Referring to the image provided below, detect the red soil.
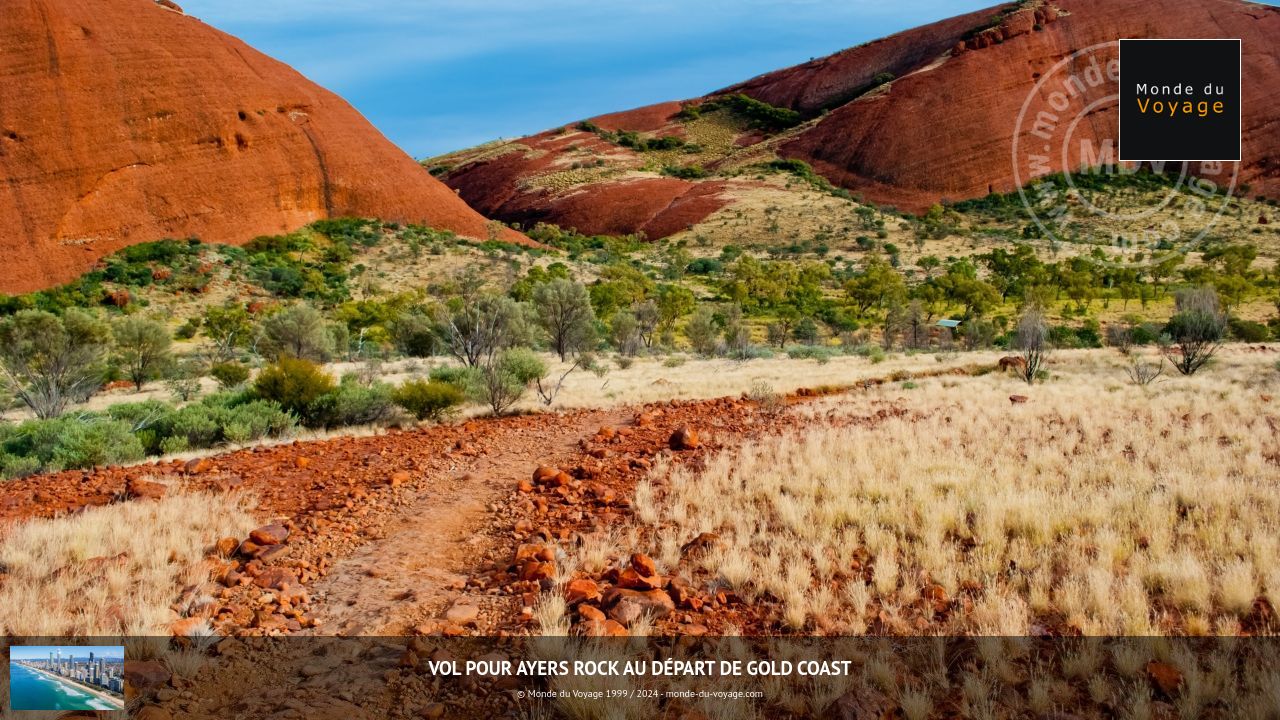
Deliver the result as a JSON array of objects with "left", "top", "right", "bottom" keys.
[
  {"left": 0, "top": 0, "right": 528, "bottom": 294},
  {"left": 587, "top": 101, "right": 684, "bottom": 133}
]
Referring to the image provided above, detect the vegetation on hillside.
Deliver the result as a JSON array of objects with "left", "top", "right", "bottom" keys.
[{"left": 1, "top": 167, "right": 1277, "bottom": 479}]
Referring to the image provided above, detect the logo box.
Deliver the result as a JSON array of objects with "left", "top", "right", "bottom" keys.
[{"left": 1118, "top": 38, "right": 1241, "bottom": 162}]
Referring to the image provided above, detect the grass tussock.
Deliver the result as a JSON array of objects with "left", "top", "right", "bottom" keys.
[
  {"left": 623, "top": 350, "right": 1280, "bottom": 635},
  {"left": 0, "top": 484, "right": 256, "bottom": 637}
]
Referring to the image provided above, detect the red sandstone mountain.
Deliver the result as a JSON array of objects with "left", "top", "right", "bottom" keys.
[
  {"left": 0, "top": 0, "right": 528, "bottom": 294},
  {"left": 436, "top": 0, "right": 1279, "bottom": 238}
]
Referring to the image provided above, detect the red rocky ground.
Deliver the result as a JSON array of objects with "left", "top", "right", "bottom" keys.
[{"left": 1, "top": 367, "right": 987, "bottom": 642}]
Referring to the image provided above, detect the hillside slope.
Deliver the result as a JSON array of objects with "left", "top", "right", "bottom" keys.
[
  {"left": 433, "top": 0, "right": 1279, "bottom": 238},
  {"left": 0, "top": 0, "right": 527, "bottom": 294}
]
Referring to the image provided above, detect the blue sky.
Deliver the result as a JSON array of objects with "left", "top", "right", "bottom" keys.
[
  {"left": 10, "top": 646, "right": 124, "bottom": 661},
  {"left": 180, "top": 0, "right": 995, "bottom": 158}
]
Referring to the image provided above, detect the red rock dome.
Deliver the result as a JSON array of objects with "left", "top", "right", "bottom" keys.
[{"left": 0, "top": 0, "right": 529, "bottom": 294}]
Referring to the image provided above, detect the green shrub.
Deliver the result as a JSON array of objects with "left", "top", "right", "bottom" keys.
[
  {"left": 210, "top": 361, "right": 251, "bottom": 389},
  {"left": 0, "top": 416, "right": 144, "bottom": 477},
  {"left": 175, "top": 318, "right": 201, "bottom": 340},
  {"left": 253, "top": 357, "right": 336, "bottom": 421},
  {"left": 662, "top": 165, "right": 708, "bottom": 180},
  {"left": 0, "top": 452, "right": 41, "bottom": 479},
  {"left": 392, "top": 379, "right": 466, "bottom": 421},
  {"left": 309, "top": 376, "right": 397, "bottom": 428},
  {"left": 706, "top": 93, "right": 801, "bottom": 131},
  {"left": 428, "top": 365, "right": 481, "bottom": 392},
  {"left": 786, "top": 345, "right": 837, "bottom": 363},
  {"left": 472, "top": 348, "right": 546, "bottom": 415},
  {"left": 1229, "top": 318, "right": 1270, "bottom": 342}
]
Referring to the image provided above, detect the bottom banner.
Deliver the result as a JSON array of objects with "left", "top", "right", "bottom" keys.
[{"left": 3, "top": 636, "right": 1279, "bottom": 719}]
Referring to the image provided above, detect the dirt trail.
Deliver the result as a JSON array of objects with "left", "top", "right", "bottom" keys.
[{"left": 308, "top": 408, "right": 630, "bottom": 635}]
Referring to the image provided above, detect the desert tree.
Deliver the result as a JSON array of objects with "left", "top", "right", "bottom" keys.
[
  {"left": 1161, "top": 287, "right": 1226, "bottom": 376},
  {"left": 436, "top": 295, "right": 528, "bottom": 368},
  {"left": 202, "top": 304, "right": 253, "bottom": 361},
  {"left": 722, "top": 304, "right": 752, "bottom": 359},
  {"left": 531, "top": 279, "right": 596, "bottom": 362},
  {"left": 536, "top": 352, "right": 597, "bottom": 407},
  {"left": 475, "top": 347, "right": 546, "bottom": 415},
  {"left": 0, "top": 309, "right": 112, "bottom": 419},
  {"left": 259, "top": 304, "right": 335, "bottom": 362},
  {"left": 609, "top": 311, "right": 642, "bottom": 357},
  {"left": 655, "top": 285, "right": 696, "bottom": 336},
  {"left": 1014, "top": 306, "right": 1049, "bottom": 385},
  {"left": 113, "top": 315, "right": 173, "bottom": 391},
  {"left": 766, "top": 305, "right": 801, "bottom": 349},
  {"left": 684, "top": 306, "right": 719, "bottom": 356},
  {"left": 633, "top": 300, "right": 660, "bottom": 348},
  {"left": 1125, "top": 355, "right": 1165, "bottom": 386}
]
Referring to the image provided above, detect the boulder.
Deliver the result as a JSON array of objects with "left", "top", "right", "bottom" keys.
[
  {"left": 124, "top": 660, "right": 171, "bottom": 695},
  {"left": 532, "top": 466, "right": 560, "bottom": 484},
  {"left": 668, "top": 427, "right": 701, "bottom": 451},
  {"left": 630, "top": 553, "right": 658, "bottom": 577},
  {"left": 606, "top": 588, "right": 675, "bottom": 622},
  {"left": 248, "top": 523, "right": 289, "bottom": 546},
  {"left": 126, "top": 477, "right": 167, "bottom": 501},
  {"left": 252, "top": 567, "right": 299, "bottom": 591},
  {"left": 564, "top": 578, "right": 601, "bottom": 605},
  {"left": 445, "top": 603, "right": 479, "bottom": 626}
]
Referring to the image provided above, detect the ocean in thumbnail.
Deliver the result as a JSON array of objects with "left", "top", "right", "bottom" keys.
[{"left": 8, "top": 661, "right": 124, "bottom": 711}]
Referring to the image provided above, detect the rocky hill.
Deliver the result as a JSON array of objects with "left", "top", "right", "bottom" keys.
[
  {"left": 432, "top": 0, "right": 1279, "bottom": 239},
  {"left": 0, "top": 0, "right": 528, "bottom": 294}
]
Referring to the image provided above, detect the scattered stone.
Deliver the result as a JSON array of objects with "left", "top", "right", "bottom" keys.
[
  {"left": 680, "top": 532, "right": 720, "bottom": 557},
  {"left": 124, "top": 660, "right": 171, "bottom": 695},
  {"left": 617, "top": 568, "right": 663, "bottom": 590},
  {"left": 1009, "top": 395, "right": 1029, "bottom": 404},
  {"left": 445, "top": 603, "right": 480, "bottom": 626},
  {"left": 169, "top": 617, "right": 205, "bottom": 637},
  {"left": 607, "top": 588, "right": 674, "bottom": 622},
  {"left": 126, "top": 477, "right": 167, "bottom": 501},
  {"left": 1147, "top": 661, "right": 1183, "bottom": 695},
  {"left": 390, "top": 471, "right": 411, "bottom": 487},
  {"left": 421, "top": 703, "right": 446, "bottom": 719},
  {"left": 578, "top": 605, "right": 606, "bottom": 622},
  {"left": 249, "top": 523, "right": 290, "bottom": 546},
  {"left": 214, "top": 537, "right": 239, "bottom": 557},
  {"left": 564, "top": 578, "right": 600, "bottom": 605},
  {"left": 252, "top": 567, "right": 299, "bottom": 591},
  {"left": 630, "top": 553, "right": 658, "bottom": 577},
  {"left": 532, "top": 466, "right": 560, "bottom": 484},
  {"left": 183, "top": 458, "right": 212, "bottom": 475},
  {"left": 669, "top": 426, "right": 701, "bottom": 451}
]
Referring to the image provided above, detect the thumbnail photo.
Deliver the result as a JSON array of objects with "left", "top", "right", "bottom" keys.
[{"left": 7, "top": 646, "right": 125, "bottom": 712}]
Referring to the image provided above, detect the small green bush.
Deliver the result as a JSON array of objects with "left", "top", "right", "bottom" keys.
[
  {"left": 0, "top": 416, "right": 144, "bottom": 477},
  {"left": 786, "top": 345, "right": 837, "bottom": 364},
  {"left": 309, "top": 376, "right": 397, "bottom": 428},
  {"left": 253, "top": 357, "right": 337, "bottom": 421},
  {"left": 1229, "top": 318, "right": 1270, "bottom": 342},
  {"left": 210, "top": 361, "right": 251, "bottom": 389},
  {"left": 428, "top": 365, "right": 481, "bottom": 392},
  {"left": 473, "top": 348, "right": 547, "bottom": 415},
  {"left": 392, "top": 379, "right": 466, "bottom": 421}
]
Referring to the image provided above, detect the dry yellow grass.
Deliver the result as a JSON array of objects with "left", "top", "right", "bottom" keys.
[
  {"left": 617, "top": 346, "right": 1280, "bottom": 635},
  {"left": 0, "top": 483, "right": 256, "bottom": 637}
]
